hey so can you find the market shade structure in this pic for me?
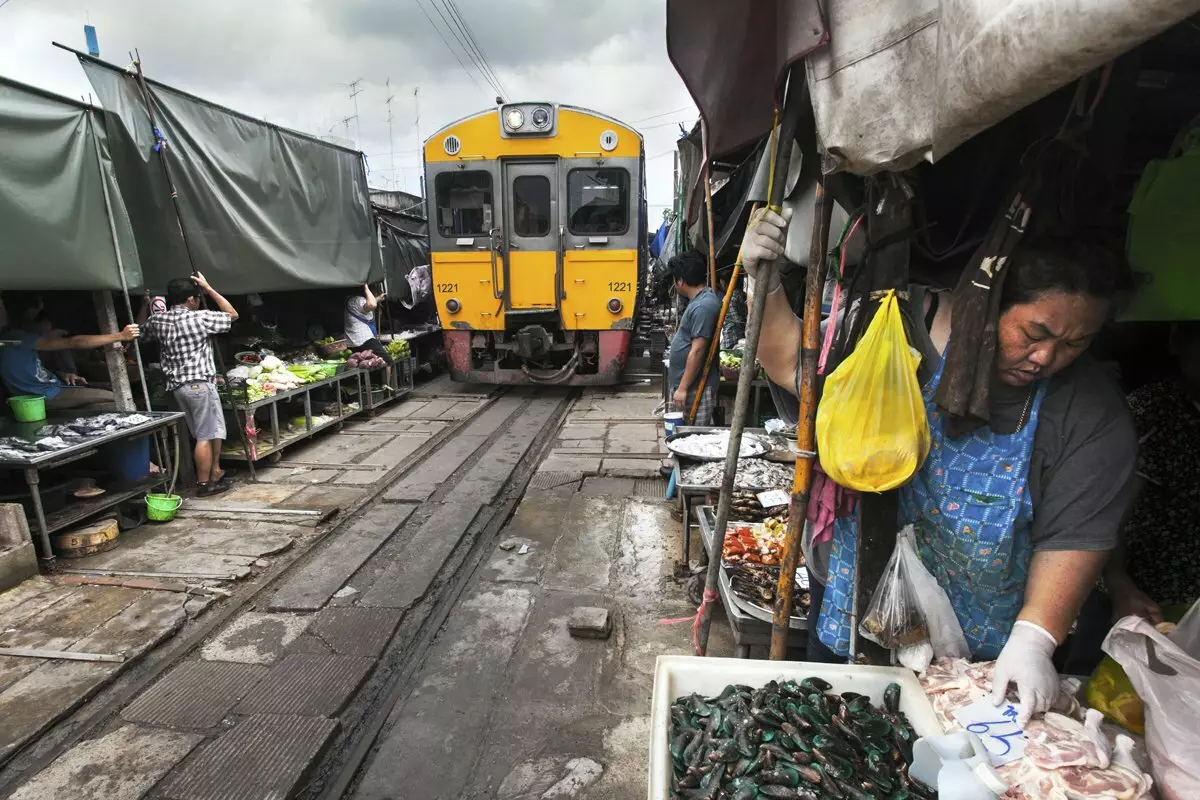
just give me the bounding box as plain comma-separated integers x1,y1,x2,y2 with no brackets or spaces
808,0,1200,175
0,75,142,291
77,53,382,295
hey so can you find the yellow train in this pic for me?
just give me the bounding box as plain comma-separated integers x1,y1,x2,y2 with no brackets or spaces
423,102,646,385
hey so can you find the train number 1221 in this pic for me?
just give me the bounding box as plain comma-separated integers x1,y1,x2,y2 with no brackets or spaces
436,283,458,292
608,281,631,292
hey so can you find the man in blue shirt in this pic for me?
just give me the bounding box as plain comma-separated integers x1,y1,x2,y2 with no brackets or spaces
667,251,721,425
1,295,139,410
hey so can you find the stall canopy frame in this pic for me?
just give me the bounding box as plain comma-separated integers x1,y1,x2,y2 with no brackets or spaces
67,47,383,295
0,75,143,292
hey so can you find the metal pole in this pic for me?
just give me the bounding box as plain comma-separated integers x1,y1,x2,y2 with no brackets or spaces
86,111,168,473
770,175,832,660
696,72,807,656
701,120,718,290
129,52,255,480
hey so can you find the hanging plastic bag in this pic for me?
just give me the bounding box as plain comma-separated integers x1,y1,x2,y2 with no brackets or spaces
859,527,968,669
816,290,930,492
1104,599,1200,799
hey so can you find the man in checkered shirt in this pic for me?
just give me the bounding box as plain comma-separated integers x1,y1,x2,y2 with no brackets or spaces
141,272,239,496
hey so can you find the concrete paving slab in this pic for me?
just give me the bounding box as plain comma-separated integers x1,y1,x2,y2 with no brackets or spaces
478,486,577,585
601,457,662,478
308,607,402,657
556,424,608,440
200,612,310,664
283,483,367,513
352,587,534,800
0,577,79,628
281,429,391,465
393,398,454,419
578,477,638,497
332,467,389,485
375,399,429,419
268,504,414,612
542,495,623,593
536,455,601,475
0,585,141,651
444,399,560,505
69,590,189,659
438,400,485,420
359,501,483,609
234,654,373,716
122,661,269,728
382,434,488,501
0,660,119,761
9,723,204,800
553,438,606,450
254,467,341,484
604,423,662,454
159,714,338,800
192,484,301,507
360,434,427,467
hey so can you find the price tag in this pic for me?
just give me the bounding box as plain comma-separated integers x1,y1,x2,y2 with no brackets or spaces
756,490,789,508
951,698,1027,766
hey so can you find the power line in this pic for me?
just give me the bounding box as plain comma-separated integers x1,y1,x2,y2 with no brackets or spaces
440,0,510,100
427,0,505,101
633,106,694,124
413,0,488,98
640,118,696,131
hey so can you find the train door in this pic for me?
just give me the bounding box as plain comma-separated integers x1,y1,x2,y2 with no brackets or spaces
502,161,559,310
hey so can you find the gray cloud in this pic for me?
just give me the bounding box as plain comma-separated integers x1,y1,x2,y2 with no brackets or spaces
1,0,694,215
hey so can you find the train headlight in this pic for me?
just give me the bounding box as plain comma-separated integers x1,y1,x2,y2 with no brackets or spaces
446,298,461,313
607,298,623,314
504,108,525,131
531,107,550,129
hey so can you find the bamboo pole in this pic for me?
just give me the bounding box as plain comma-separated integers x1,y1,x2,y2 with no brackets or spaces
687,202,761,425
770,174,832,660
701,120,718,290
695,72,807,656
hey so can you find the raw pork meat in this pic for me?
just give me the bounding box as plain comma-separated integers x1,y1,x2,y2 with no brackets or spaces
1025,713,1107,771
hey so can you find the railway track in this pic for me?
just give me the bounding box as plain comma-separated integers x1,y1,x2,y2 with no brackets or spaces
0,387,576,799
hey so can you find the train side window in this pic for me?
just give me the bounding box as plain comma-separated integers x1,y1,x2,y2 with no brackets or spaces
435,171,493,237
512,175,551,237
567,168,629,235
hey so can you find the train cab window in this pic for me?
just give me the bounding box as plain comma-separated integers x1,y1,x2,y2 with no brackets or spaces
567,168,629,235
512,175,551,237
435,171,493,237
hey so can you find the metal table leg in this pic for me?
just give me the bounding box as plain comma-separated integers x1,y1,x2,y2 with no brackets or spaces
23,467,54,566
682,492,691,565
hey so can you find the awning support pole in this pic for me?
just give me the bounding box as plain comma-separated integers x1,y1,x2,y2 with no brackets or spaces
695,69,807,656
770,170,832,660
701,119,718,290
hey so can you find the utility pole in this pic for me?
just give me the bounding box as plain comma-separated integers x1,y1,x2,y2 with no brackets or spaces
414,86,423,199
348,78,364,146
386,78,398,193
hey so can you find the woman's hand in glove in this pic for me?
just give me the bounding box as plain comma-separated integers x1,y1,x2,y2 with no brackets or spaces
990,619,1060,727
741,207,792,296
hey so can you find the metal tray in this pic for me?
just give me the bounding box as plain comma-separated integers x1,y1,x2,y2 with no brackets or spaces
665,430,769,462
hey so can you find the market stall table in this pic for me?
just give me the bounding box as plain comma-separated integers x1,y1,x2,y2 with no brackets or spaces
222,369,366,478
359,357,417,416
696,504,806,658
0,410,187,564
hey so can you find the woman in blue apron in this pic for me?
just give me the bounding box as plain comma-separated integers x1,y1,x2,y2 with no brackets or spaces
743,209,1138,725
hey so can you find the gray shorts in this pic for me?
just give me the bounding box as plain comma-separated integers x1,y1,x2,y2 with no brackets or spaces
173,381,227,441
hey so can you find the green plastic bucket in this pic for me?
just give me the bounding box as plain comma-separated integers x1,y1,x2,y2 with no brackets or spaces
145,493,182,522
8,395,46,423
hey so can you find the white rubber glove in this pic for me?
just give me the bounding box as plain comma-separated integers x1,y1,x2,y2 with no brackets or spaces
990,619,1060,727
741,207,792,297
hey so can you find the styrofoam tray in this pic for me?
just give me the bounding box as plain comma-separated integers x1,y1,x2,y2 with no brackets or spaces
646,656,943,800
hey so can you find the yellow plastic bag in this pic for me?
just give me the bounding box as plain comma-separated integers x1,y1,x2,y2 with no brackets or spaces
1086,655,1145,735
816,290,930,492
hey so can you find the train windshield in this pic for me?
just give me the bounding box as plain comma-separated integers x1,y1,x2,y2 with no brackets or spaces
435,171,493,236
567,168,629,235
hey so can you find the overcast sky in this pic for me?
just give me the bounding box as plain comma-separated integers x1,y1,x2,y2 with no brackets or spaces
1,0,696,222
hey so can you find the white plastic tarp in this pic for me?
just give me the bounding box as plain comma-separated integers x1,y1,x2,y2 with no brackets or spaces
808,0,1200,175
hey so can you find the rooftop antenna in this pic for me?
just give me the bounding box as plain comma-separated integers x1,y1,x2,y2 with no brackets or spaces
340,114,355,140
347,78,364,146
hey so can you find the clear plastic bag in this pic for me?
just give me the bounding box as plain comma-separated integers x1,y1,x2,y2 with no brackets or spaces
860,527,969,668
816,289,930,492
1104,599,1200,800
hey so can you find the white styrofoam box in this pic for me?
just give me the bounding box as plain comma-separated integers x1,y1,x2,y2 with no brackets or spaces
647,655,943,800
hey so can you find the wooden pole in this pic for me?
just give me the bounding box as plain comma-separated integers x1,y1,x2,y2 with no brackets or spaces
687,204,760,425
701,120,718,290
695,72,807,656
770,174,832,660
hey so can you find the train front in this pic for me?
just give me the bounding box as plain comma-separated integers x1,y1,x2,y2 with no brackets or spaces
423,103,643,385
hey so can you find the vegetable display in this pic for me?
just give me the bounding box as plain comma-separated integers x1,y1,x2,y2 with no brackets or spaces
385,339,411,359
226,352,343,402
346,350,387,370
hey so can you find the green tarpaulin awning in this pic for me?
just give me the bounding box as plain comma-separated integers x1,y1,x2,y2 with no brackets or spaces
79,54,382,295
0,75,142,291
